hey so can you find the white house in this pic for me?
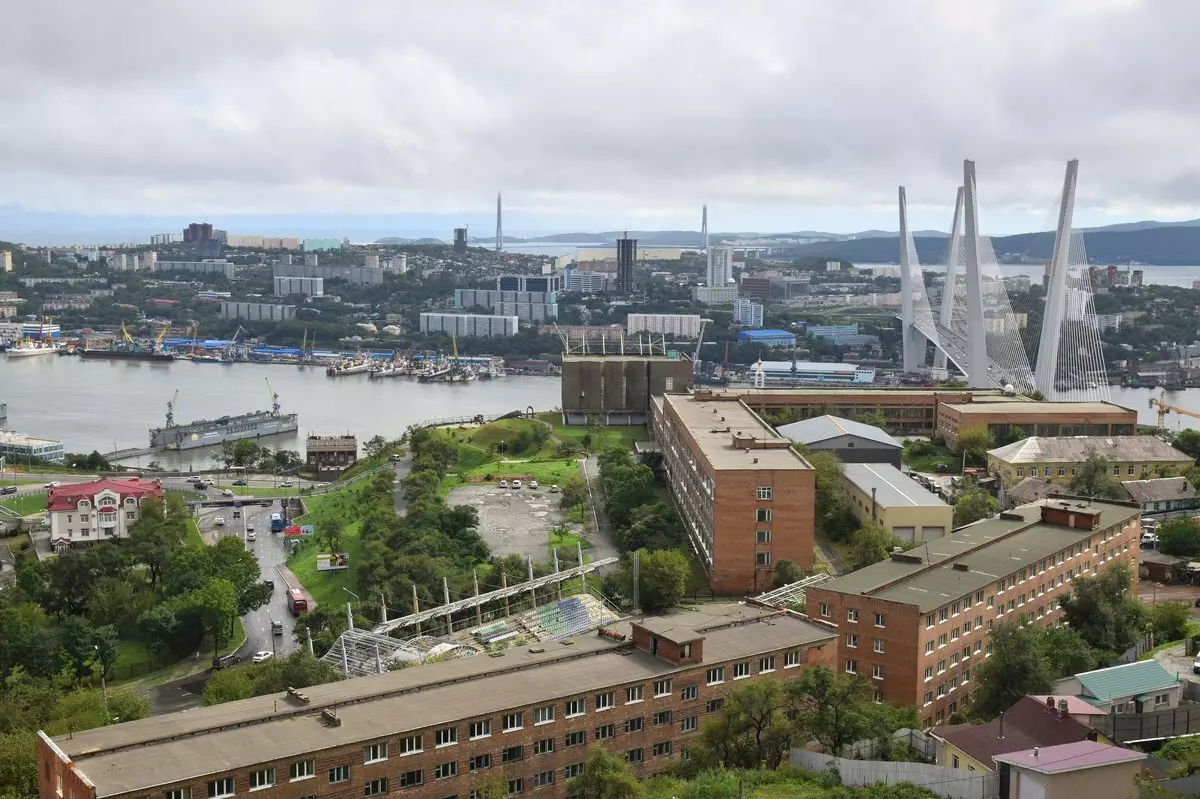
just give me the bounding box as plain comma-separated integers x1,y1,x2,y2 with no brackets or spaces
47,478,164,550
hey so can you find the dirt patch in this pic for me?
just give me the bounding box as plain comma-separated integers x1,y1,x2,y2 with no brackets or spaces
448,483,576,562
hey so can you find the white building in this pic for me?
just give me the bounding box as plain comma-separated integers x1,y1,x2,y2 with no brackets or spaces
420,313,519,337
1064,288,1092,321
391,254,408,274
273,275,325,298
706,246,734,289
0,431,65,463
626,313,703,338
155,259,236,278
219,302,297,321
1094,313,1123,331
692,286,739,304
565,269,609,294
732,297,764,327
1,251,12,272
47,478,163,549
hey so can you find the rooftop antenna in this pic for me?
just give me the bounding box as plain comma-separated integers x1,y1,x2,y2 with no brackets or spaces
495,192,503,253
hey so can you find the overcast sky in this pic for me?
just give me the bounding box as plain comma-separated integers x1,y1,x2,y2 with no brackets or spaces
2,0,1199,240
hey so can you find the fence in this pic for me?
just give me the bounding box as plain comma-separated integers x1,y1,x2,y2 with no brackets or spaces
790,750,998,799
1112,631,1155,665
1096,702,1200,743
842,728,937,761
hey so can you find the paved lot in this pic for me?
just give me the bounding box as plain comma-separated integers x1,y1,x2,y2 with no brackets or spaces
448,483,571,562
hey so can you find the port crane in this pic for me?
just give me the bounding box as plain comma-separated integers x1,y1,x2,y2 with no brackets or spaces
165,390,180,427
120,322,134,343
1150,389,1200,431
155,324,170,352
265,378,281,415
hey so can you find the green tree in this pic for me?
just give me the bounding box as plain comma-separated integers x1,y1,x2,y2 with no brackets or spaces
202,667,256,706
789,666,881,756
558,473,589,511
566,745,642,799
848,523,900,569
127,497,187,591
636,549,689,613
231,438,260,468
854,411,890,431
1173,429,1200,461
773,559,803,588
619,503,683,552
955,427,994,466
1058,561,1147,661
688,679,796,771
1069,447,1124,499
1157,517,1200,557
363,435,388,458
972,622,1052,718
1150,601,1192,644
953,485,998,527
1158,736,1200,776
1042,625,1098,678
92,624,119,680
316,517,344,553
59,616,97,683
182,578,238,652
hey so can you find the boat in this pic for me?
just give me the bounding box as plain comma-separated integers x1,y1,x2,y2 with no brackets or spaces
417,363,452,382
369,359,413,379
149,380,298,450
4,339,63,358
326,357,372,377
79,345,176,362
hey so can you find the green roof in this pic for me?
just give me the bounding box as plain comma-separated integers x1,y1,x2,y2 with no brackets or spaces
1075,660,1177,702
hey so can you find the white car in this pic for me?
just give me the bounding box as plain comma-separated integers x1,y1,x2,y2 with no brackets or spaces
222,489,234,497
499,480,508,489
251,651,273,664
247,531,257,542
529,480,539,490
246,522,255,532
44,481,60,489
280,480,294,488
511,480,522,489
549,485,560,493
214,517,225,526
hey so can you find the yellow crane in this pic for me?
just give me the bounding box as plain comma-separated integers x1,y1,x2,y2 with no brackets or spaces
156,323,170,346
120,322,134,343
1149,388,1200,430
451,333,458,362
265,378,280,415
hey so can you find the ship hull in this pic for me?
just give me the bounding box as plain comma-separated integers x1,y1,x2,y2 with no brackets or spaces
80,350,176,362
150,412,299,450
4,346,61,358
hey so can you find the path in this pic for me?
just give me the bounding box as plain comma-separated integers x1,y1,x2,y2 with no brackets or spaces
580,454,619,564
814,533,849,575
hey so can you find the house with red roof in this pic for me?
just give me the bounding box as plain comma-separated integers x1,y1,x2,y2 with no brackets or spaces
47,478,164,550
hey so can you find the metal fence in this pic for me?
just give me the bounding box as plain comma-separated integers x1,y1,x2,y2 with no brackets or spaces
790,750,998,799
1096,702,1200,744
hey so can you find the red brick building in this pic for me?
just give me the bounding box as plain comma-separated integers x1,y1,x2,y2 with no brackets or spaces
650,392,815,595
39,605,834,799
805,499,1142,729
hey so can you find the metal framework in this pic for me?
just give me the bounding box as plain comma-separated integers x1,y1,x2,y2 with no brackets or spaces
320,629,475,678
554,323,671,358
754,573,834,608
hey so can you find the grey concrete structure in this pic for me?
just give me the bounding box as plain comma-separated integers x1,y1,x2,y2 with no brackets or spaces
775,415,903,467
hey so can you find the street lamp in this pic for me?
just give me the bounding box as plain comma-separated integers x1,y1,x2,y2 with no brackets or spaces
344,588,360,631
94,644,109,717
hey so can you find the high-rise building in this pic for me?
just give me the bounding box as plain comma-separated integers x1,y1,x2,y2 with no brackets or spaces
364,254,380,269
706,246,733,288
183,222,214,244
616,235,637,295
454,227,468,252
732,297,764,328
496,192,503,252
1,250,13,272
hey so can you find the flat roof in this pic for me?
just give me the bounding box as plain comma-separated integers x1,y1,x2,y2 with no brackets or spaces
701,388,1003,399
660,394,812,472
0,431,62,446
813,499,1140,612
841,463,950,509
993,741,1146,774
944,401,1135,416
61,605,833,798
758,361,862,374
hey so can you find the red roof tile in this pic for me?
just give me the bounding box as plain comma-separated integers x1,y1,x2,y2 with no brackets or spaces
932,696,1098,769
47,478,163,512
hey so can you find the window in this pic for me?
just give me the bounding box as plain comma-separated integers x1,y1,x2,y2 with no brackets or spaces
435,762,458,781
756,530,772,544
627,685,644,703
682,685,698,700
846,633,859,648
873,639,885,654
502,745,524,764
365,743,388,763
627,748,644,764
566,698,586,717
756,508,772,522
595,724,615,740
533,771,555,788
681,716,698,733
874,612,886,627
534,705,555,724
329,767,351,785
400,735,422,755
436,727,458,747
503,712,524,731
565,764,585,780
953,755,960,769
925,641,934,655
820,603,831,618
1155,693,1170,706
166,791,190,799
755,552,771,567
939,608,949,622
926,614,935,628
924,666,933,680
706,699,725,713
249,770,275,792
757,486,773,500
681,643,692,659
565,731,587,747
654,679,672,697
596,692,615,710
938,634,947,647
845,659,857,674
1016,468,1024,477
506,779,523,797
290,760,315,782
470,720,492,739
706,667,725,685
784,651,801,669
733,661,751,679
938,659,946,673
652,741,672,757
872,665,885,680
207,779,234,799
366,778,391,797
760,656,776,672
654,710,673,725
952,601,960,615
469,754,492,771
625,716,643,733
533,738,555,755
847,608,859,622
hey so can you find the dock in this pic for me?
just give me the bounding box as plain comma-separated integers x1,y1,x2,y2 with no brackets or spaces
102,446,155,461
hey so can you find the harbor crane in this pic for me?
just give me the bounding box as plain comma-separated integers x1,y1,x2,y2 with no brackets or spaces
1150,389,1200,431
155,324,170,352
165,390,180,427
120,322,134,343
265,378,281,415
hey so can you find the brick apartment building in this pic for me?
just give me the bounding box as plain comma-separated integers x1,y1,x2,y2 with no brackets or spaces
805,498,1142,729
934,401,1137,450
39,605,835,799
650,392,815,594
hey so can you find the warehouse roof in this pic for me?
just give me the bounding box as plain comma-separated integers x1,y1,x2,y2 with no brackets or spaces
59,604,834,798
1120,477,1198,504
810,499,1140,612
841,463,948,508
658,394,813,471
988,436,1193,465
1070,660,1178,703
777,415,902,449
943,401,1135,416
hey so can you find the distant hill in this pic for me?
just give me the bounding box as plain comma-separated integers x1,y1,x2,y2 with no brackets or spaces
375,237,444,245
1082,218,1200,233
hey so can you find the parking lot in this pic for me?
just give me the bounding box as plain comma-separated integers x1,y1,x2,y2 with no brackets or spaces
447,483,569,562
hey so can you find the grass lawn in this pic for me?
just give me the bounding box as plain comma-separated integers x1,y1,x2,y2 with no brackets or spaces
535,412,647,452
902,442,961,474
465,458,581,485
0,493,47,515
288,480,374,610
220,485,300,497
436,418,559,464
109,617,246,688
563,503,588,524
549,528,593,555
186,518,205,548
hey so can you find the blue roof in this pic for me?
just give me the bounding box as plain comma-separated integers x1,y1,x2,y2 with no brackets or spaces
1074,660,1177,702
738,329,795,341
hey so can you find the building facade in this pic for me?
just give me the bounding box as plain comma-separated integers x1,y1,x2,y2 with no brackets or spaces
732,298,764,328
806,499,1142,728
650,393,815,594
454,290,559,322
616,237,636,296
306,436,358,480
420,313,519,338
304,238,342,252
563,270,609,294
219,302,297,322
274,276,325,298
560,354,693,425
839,463,954,543
691,286,738,304
736,330,796,348
706,246,733,289
0,431,65,464
46,478,163,549
155,259,236,278
274,264,384,285
935,401,1137,450
987,436,1194,488
497,275,562,293
40,606,835,799
626,314,702,339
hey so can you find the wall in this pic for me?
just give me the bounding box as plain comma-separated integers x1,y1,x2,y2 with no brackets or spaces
839,475,953,543
988,456,1188,488
790,750,999,799
37,733,95,799
1017,760,1142,799
935,737,991,773
807,435,902,468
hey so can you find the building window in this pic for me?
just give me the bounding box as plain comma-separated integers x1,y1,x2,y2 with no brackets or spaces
760,656,776,672
208,779,234,799
682,685,698,700
873,639,885,654
846,633,859,648
595,724,615,740
399,735,422,755
733,661,751,679
627,685,644,703
249,770,275,792
925,641,934,655
784,651,801,668
872,665,885,680
924,691,933,705
436,727,458,747
1156,693,1169,706
757,486,773,500
756,552,771,567
533,738,555,755
329,767,351,785
366,778,391,797
652,741,672,757
756,508,772,522
706,699,725,713
819,603,830,618
469,754,492,771
681,643,692,658
924,666,933,680
1016,468,1024,477
290,760,314,781
565,764,585,780
534,705,555,724
681,716,698,733
847,608,859,622
625,717,643,733
503,712,524,731
756,530,772,544
926,614,935,628
470,720,492,739
655,710,673,725
627,748,644,764
566,698,585,717
845,659,857,674
953,755,960,769
654,679,672,697
365,743,388,763
706,667,725,685
565,731,587,747
533,770,555,788
596,692,615,711
434,762,457,781
502,746,524,764
874,613,886,627
166,791,191,799
506,779,523,796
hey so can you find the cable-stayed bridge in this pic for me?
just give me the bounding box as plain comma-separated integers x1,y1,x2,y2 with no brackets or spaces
900,160,1109,403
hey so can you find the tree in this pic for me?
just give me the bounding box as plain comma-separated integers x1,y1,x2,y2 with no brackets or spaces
1173,429,1200,461
1150,601,1192,644
1158,736,1200,776
59,616,97,683
954,485,998,527
565,745,641,799
1058,561,1147,661
789,666,881,756
1042,625,1098,678
1069,447,1124,499
182,578,238,652
848,523,899,569
688,679,796,771
316,517,344,553
773,559,803,588
956,428,994,466
971,622,1052,719
363,435,388,459
619,503,683,552
854,411,890,432
1158,517,1200,557
127,498,187,591
92,624,119,680
558,473,588,511
231,438,260,468
636,549,689,612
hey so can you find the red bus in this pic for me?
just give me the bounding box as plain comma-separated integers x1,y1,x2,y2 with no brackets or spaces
286,588,308,615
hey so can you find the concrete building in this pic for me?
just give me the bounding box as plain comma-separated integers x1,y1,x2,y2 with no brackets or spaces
494,302,559,323
753,361,876,385
805,498,1142,727
364,254,380,269
775,415,903,467
420,313,519,338
274,264,384,285
691,286,738,304
453,227,468,252
273,276,325,298
0,250,11,272
305,436,358,480
738,276,771,299
706,246,734,290
0,431,65,464
993,741,1146,799
616,236,636,295
391,254,408,274
454,290,559,321
155,259,236,278
40,604,836,799
303,238,342,252
497,275,562,293
732,298,764,328
560,353,693,425
304,253,320,267
650,392,815,594
47,478,163,550
219,302,297,322
840,463,954,543
1050,660,1181,715
1120,477,1200,517
987,436,1194,488
626,314,702,339
935,401,1138,451
563,269,609,294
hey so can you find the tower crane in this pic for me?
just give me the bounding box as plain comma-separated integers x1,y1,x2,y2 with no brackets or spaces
1149,388,1200,430
265,378,281,415
165,390,180,427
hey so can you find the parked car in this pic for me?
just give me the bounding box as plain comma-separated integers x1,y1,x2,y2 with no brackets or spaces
1193,653,1200,675
1141,532,1158,549
549,485,560,493
0,485,16,495
211,653,241,670
263,578,274,590
232,479,248,486
247,531,257,542
202,478,215,487
511,480,522,489
222,488,235,497
529,480,539,490
280,480,294,488
499,480,508,489
246,522,255,532
44,481,60,489
251,651,274,664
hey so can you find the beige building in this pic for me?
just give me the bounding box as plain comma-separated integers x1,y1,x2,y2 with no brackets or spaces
987,436,1193,488
993,741,1146,799
840,463,953,543
1,250,12,272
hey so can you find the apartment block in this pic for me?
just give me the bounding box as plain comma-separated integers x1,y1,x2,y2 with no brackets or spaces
496,274,562,293
935,401,1137,450
39,605,835,799
805,498,1142,728
650,393,815,594
155,259,237,279
626,314,702,339
274,276,325,298
987,437,1193,488
219,302,297,322
420,313,519,338
273,264,384,286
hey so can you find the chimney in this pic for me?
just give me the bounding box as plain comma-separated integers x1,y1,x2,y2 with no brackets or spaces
1045,696,1055,712
1033,747,1039,758
1058,699,1069,719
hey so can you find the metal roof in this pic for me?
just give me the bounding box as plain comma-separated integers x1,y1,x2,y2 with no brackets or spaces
1120,478,1198,504
993,741,1146,774
944,401,1134,416
841,463,949,508
988,436,1193,465
659,394,813,471
776,415,903,449
1073,660,1178,702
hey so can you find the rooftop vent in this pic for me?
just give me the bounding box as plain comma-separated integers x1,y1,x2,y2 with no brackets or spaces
528,646,545,654
321,708,342,727
286,687,311,705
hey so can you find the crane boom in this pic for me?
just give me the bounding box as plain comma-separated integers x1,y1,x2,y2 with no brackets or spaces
1149,388,1200,429
265,378,280,415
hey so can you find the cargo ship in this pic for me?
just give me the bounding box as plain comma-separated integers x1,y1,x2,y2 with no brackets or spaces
149,379,298,450
79,344,176,362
